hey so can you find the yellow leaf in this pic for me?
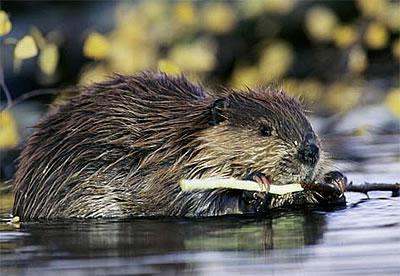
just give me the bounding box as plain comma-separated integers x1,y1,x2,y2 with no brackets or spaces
358,0,399,31
283,78,322,105
357,0,388,18
30,26,46,49
14,35,38,59
264,0,297,14
238,1,266,18
385,3,400,31
230,66,261,89
0,10,12,36
203,3,235,33
158,59,181,75
259,41,294,82
111,19,147,45
385,88,400,118
79,64,109,85
0,111,19,149
348,46,367,74
83,32,110,60
282,78,299,96
364,22,388,49
325,83,361,113
333,25,357,48
39,43,59,75
138,1,167,23
393,39,400,62
174,2,196,26
297,79,323,104
305,6,337,42
108,42,155,74
169,41,216,73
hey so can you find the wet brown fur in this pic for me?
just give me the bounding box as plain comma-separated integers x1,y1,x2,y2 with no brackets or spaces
13,72,327,220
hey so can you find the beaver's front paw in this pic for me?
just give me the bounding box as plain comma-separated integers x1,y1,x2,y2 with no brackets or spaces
323,171,347,194
313,171,348,204
239,172,270,213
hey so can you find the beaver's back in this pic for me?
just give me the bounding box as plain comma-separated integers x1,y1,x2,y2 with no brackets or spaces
13,73,210,219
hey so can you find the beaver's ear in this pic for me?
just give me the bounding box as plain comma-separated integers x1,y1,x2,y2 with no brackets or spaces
208,98,229,126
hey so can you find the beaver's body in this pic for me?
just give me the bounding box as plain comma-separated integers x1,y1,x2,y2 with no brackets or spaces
13,73,344,220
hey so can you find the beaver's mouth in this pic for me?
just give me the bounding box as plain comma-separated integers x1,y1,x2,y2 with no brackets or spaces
245,170,309,187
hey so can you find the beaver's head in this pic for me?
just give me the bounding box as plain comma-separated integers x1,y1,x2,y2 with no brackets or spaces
189,88,325,186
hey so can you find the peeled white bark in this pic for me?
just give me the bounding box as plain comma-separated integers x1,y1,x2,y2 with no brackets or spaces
180,178,304,195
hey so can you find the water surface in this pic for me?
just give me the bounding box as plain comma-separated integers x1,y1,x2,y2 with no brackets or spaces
1,135,399,275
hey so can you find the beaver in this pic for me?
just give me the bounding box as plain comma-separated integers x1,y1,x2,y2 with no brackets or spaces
13,72,346,220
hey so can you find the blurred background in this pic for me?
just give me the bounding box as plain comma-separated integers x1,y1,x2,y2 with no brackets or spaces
0,0,399,185
1,3,399,275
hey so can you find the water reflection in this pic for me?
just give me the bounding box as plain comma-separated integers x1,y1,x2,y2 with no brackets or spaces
1,211,327,274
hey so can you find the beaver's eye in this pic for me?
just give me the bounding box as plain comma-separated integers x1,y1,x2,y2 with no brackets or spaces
259,125,272,137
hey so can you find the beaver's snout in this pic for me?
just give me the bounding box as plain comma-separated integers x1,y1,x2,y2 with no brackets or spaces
298,143,320,166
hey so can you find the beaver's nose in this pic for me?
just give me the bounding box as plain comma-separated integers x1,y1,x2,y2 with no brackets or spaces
298,143,319,166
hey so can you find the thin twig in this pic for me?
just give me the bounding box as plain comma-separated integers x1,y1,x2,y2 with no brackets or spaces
0,88,59,111
303,181,400,197
346,182,400,197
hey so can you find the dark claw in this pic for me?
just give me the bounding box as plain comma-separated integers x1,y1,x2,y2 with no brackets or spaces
244,171,266,181
240,172,270,213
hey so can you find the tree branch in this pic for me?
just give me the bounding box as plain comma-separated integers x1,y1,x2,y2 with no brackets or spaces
346,182,400,197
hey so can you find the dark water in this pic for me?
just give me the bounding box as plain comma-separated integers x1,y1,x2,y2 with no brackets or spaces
1,135,399,275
